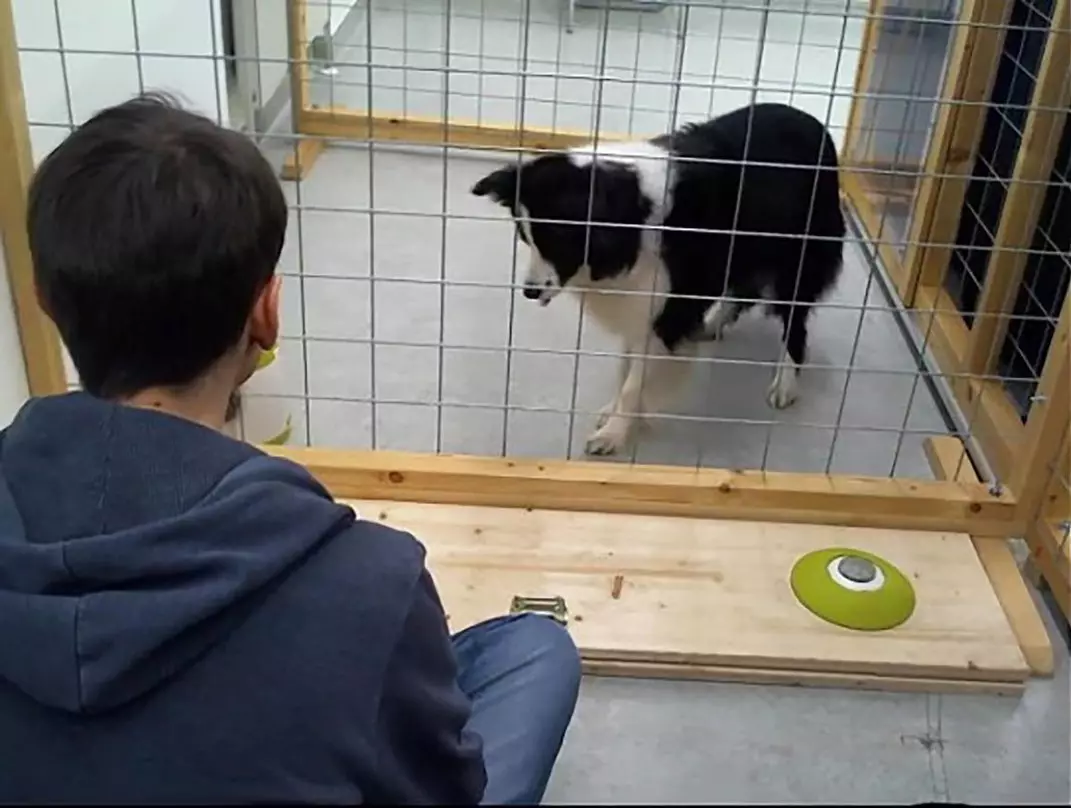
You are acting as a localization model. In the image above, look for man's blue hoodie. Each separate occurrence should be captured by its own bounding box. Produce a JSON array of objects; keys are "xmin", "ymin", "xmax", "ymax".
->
[{"xmin": 0, "ymin": 392, "xmax": 487, "ymax": 803}]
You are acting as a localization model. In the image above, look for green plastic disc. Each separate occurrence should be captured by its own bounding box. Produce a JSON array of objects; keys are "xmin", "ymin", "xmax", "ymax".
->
[{"xmin": 790, "ymin": 547, "xmax": 916, "ymax": 631}]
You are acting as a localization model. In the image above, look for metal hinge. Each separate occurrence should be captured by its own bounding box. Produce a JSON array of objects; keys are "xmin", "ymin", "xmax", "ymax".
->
[
  {"xmin": 307, "ymin": 23, "xmax": 339, "ymax": 76},
  {"xmin": 510, "ymin": 595, "xmax": 569, "ymax": 625}
]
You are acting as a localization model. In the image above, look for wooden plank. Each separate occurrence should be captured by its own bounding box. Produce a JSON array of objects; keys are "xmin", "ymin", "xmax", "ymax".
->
[
  {"xmin": 1042, "ymin": 437, "xmax": 1070, "ymax": 521},
  {"xmin": 924, "ymin": 436, "xmax": 1054, "ymax": 677},
  {"xmin": 280, "ymin": 0, "xmax": 325, "ymax": 180},
  {"xmin": 264, "ymin": 445, "xmax": 1017, "ymax": 535},
  {"xmin": 287, "ymin": 0, "xmax": 309, "ymax": 114},
  {"xmin": 351, "ymin": 497, "xmax": 1029, "ymax": 688},
  {"xmin": 302, "ymin": 109, "xmax": 873, "ymax": 228},
  {"xmin": 0, "ymin": 0, "xmax": 67, "ymax": 396},
  {"xmin": 1019, "ymin": 336, "xmax": 1071, "ymax": 621},
  {"xmin": 299, "ymin": 107, "xmax": 599, "ymax": 152},
  {"xmin": 280, "ymin": 135, "xmax": 325, "ymax": 182},
  {"xmin": 586, "ymin": 660, "xmax": 1024, "ymax": 697},
  {"xmin": 964, "ymin": 0, "xmax": 1071, "ymax": 378},
  {"xmin": 842, "ymin": 0, "xmax": 886, "ymax": 166},
  {"xmin": 1027, "ymin": 519, "xmax": 1070, "ymax": 621},
  {"xmin": 907, "ymin": 0, "xmax": 1011, "ymax": 298}
]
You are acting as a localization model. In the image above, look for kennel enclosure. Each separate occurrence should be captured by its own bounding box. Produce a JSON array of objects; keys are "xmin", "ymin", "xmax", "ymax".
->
[{"xmin": 1, "ymin": 0, "xmax": 1067, "ymax": 694}]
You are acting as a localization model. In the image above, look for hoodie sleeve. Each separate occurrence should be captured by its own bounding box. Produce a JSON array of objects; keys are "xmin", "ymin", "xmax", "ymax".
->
[{"xmin": 369, "ymin": 567, "xmax": 487, "ymax": 805}]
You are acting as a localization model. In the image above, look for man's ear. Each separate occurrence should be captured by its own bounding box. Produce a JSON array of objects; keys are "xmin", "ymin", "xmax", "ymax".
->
[
  {"xmin": 471, "ymin": 164, "xmax": 519, "ymax": 204},
  {"xmin": 249, "ymin": 275, "xmax": 282, "ymax": 351}
]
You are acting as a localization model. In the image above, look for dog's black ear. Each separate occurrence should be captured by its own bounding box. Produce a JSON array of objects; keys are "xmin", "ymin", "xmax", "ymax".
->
[{"xmin": 471, "ymin": 165, "xmax": 519, "ymax": 204}]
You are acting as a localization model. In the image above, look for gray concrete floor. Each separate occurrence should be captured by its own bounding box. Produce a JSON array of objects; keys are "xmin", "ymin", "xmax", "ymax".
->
[{"xmin": 545, "ymin": 602, "xmax": 1069, "ymax": 804}]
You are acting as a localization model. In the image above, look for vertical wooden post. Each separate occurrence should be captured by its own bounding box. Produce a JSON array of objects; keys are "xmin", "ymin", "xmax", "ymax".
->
[
  {"xmin": 903, "ymin": 0, "xmax": 1011, "ymax": 302},
  {"xmin": 1010, "ymin": 292, "xmax": 1071, "ymax": 528},
  {"xmin": 0, "ymin": 0, "xmax": 67, "ymax": 397},
  {"xmin": 924, "ymin": 435, "xmax": 1055, "ymax": 677},
  {"xmin": 1042, "ymin": 436, "xmax": 1070, "ymax": 525},
  {"xmin": 1025, "ymin": 432, "xmax": 1070, "ymax": 619},
  {"xmin": 280, "ymin": 0, "xmax": 324, "ymax": 181},
  {"xmin": 964, "ymin": 0, "xmax": 1071, "ymax": 378},
  {"xmin": 287, "ymin": 0, "xmax": 310, "ymax": 116},
  {"xmin": 842, "ymin": 0, "xmax": 886, "ymax": 166}
]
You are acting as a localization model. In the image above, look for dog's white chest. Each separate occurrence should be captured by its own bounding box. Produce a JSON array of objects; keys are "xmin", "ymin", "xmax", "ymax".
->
[{"xmin": 573, "ymin": 254, "xmax": 669, "ymax": 343}]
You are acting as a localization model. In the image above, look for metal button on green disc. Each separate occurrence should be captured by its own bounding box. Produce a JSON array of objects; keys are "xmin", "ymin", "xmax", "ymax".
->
[
  {"xmin": 790, "ymin": 547, "xmax": 916, "ymax": 631},
  {"xmin": 837, "ymin": 555, "xmax": 877, "ymax": 584}
]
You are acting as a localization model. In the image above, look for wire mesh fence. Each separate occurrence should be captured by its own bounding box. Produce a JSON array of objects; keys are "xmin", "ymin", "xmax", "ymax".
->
[{"xmin": 8, "ymin": 0, "xmax": 1070, "ymax": 498}]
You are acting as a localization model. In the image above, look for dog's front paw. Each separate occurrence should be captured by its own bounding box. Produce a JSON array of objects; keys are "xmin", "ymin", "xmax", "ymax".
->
[
  {"xmin": 585, "ymin": 419, "xmax": 631, "ymax": 456},
  {"xmin": 766, "ymin": 364, "xmax": 799, "ymax": 410},
  {"xmin": 595, "ymin": 400, "xmax": 618, "ymax": 429}
]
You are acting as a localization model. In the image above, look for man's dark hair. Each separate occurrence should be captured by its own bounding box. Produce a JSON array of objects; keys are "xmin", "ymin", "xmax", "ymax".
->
[{"xmin": 27, "ymin": 91, "xmax": 288, "ymax": 398}]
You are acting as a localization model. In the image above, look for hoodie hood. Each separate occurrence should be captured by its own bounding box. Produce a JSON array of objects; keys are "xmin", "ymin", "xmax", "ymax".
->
[{"xmin": 0, "ymin": 393, "xmax": 355, "ymax": 716}]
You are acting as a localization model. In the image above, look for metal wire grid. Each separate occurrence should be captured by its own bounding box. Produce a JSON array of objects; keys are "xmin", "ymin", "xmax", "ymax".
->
[
  {"xmin": 290, "ymin": 0, "xmax": 953, "ymax": 476},
  {"xmin": 944, "ymin": 0, "xmax": 1055, "ymax": 320},
  {"xmin": 996, "ymin": 114, "xmax": 1071, "ymax": 418},
  {"xmin": 13, "ymin": 0, "xmax": 1067, "ymax": 481},
  {"xmin": 315, "ymin": 0, "xmax": 864, "ymax": 135}
]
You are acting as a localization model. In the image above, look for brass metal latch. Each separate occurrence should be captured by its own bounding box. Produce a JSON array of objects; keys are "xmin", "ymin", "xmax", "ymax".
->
[{"xmin": 510, "ymin": 595, "xmax": 568, "ymax": 625}]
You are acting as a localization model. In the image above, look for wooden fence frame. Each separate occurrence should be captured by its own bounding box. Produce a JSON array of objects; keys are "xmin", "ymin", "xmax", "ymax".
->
[
  {"xmin": 841, "ymin": 0, "xmax": 1071, "ymax": 617},
  {"xmin": 0, "ymin": 0, "xmax": 1064, "ymax": 644},
  {"xmin": 278, "ymin": 0, "xmax": 1069, "ymax": 615},
  {"xmin": 0, "ymin": 0, "xmax": 65, "ymax": 398}
]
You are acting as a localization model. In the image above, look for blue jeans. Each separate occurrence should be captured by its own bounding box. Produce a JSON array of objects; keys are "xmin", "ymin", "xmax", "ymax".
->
[{"xmin": 452, "ymin": 614, "xmax": 582, "ymax": 805}]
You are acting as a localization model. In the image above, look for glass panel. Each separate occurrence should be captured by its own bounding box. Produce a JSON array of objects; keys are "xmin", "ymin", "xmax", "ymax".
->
[
  {"xmin": 945, "ymin": 0, "xmax": 1055, "ymax": 321},
  {"xmin": 845, "ymin": 0, "xmax": 959, "ymax": 261}
]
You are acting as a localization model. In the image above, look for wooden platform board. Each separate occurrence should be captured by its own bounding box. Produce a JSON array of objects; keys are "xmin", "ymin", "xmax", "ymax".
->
[{"xmin": 344, "ymin": 498, "xmax": 1031, "ymax": 695}]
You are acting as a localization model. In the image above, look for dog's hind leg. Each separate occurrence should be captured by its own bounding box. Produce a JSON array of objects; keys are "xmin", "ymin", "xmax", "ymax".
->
[{"xmin": 767, "ymin": 302, "xmax": 809, "ymax": 409}]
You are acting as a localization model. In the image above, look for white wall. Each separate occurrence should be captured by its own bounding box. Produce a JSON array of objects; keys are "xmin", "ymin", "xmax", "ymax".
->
[
  {"xmin": 253, "ymin": 0, "xmax": 290, "ymax": 115},
  {"xmin": 0, "ymin": 241, "xmax": 30, "ymax": 425},
  {"xmin": 13, "ymin": 0, "xmax": 230, "ymax": 165}
]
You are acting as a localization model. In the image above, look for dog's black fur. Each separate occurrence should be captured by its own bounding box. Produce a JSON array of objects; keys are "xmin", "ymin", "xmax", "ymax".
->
[{"xmin": 653, "ymin": 102, "xmax": 845, "ymax": 363}]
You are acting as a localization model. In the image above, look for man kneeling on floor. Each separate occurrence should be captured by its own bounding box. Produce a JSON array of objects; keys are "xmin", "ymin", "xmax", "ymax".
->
[{"xmin": 0, "ymin": 92, "xmax": 581, "ymax": 805}]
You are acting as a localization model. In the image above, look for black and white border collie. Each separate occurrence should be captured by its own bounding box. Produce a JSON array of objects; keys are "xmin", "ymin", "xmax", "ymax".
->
[{"xmin": 472, "ymin": 102, "xmax": 845, "ymax": 456}]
